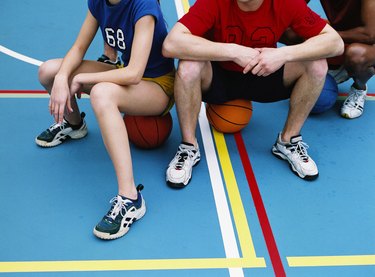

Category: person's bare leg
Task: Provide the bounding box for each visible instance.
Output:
[282,59,328,141]
[90,80,169,198]
[174,60,212,147]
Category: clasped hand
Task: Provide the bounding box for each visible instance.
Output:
[236,46,286,76]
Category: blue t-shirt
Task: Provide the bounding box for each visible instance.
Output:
[88,0,174,77]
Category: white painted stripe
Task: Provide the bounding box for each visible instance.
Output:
[174,1,244,275]
[0,45,42,66]
[174,0,185,18]
[198,104,244,277]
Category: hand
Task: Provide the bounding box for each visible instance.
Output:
[233,45,260,70]
[49,76,72,124]
[245,48,286,76]
[70,75,83,100]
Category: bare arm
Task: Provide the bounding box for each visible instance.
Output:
[338,0,375,44]
[162,22,260,68]
[55,11,98,82]
[280,24,344,62]
[73,15,156,88]
[50,10,99,122]
[245,24,344,76]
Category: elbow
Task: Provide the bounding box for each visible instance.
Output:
[334,35,345,56]
[162,35,178,58]
[123,69,143,85]
[128,72,143,85]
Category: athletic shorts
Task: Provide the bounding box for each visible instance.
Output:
[143,70,175,116]
[202,62,292,104]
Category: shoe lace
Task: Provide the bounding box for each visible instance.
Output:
[288,141,309,163]
[107,196,132,220]
[174,146,196,170]
[346,90,365,107]
[47,121,67,134]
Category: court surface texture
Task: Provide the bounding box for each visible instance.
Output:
[0,1,374,276]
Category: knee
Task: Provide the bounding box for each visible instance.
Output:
[345,43,367,66]
[305,59,328,82]
[38,59,60,90]
[90,83,115,114]
[176,60,206,84]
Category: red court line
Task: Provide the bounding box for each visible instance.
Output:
[234,133,286,277]
[1,90,374,96]
[339,92,375,96]
[0,90,47,94]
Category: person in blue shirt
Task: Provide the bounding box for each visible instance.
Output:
[35,0,174,240]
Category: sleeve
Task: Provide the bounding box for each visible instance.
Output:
[178,0,217,36]
[133,0,160,24]
[87,0,99,20]
[288,0,327,39]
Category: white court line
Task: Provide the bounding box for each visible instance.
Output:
[173,0,185,20]
[0,45,42,66]
[198,105,244,277]
[174,1,243,276]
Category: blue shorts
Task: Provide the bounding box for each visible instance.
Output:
[202,62,292,104]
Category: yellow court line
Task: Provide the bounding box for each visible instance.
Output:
[288,255,375,267]
[212,128,265,266]
[181,0,190,13]
[0,257,263,273]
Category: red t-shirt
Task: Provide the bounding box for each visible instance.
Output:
[179,0,326,71]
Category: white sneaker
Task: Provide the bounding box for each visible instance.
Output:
[328,65,350,84]
[166,142,201,188]
[341,85,367,119]
[271,133,318,180]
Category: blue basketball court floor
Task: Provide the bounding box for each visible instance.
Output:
[0,1,374,276]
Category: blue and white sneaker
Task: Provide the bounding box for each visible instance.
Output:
[97,54,122,67]
[35,112,88,147]
[93,185,146,240]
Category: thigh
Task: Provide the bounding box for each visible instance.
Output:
[283,61,306,87]
[97,80,170,116]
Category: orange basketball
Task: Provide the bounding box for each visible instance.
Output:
[124,112,173,149]
[206,99,253,133]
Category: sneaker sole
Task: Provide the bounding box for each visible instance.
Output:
[271,147,318,181]
[166,158,201,189]
[341,113,362,119]
[93,203,146,240]
[35,128,88,148]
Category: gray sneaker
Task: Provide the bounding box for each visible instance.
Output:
[272,133,318,180]
[166,142,201,188]
[341,85,367,119]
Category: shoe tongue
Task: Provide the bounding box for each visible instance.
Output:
[290,135,302,144]
[180,142,196,150]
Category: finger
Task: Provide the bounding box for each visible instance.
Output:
[243,60,257,74]
[77,91,82,99]
[53,104,59,123]
[66,98,73,114]
[58,105,65,123]
[48,99,52,115]
[257,69,265,76]
[251,63,262,75]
